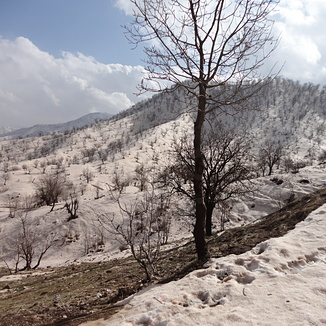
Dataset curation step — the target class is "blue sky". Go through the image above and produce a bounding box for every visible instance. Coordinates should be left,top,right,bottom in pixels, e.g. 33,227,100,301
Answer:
1,0,326,128
0,0,143,65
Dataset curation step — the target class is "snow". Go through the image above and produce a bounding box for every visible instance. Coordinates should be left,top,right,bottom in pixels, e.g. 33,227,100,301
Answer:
1,79,326,324
81,204,326,326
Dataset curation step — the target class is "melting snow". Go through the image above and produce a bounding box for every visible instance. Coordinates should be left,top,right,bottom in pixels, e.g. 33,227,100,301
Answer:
81,204,326,326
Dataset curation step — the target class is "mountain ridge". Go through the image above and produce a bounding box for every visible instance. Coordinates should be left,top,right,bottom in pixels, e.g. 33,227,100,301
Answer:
0,112,112,139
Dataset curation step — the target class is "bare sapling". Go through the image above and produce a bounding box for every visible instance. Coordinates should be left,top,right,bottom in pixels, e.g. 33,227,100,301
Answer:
65,195,79,221
7,212,56,272
100,183,172,281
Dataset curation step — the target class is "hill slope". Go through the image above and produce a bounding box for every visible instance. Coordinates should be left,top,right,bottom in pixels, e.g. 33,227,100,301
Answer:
1,112,112,139
1,187,325,326
0,77,326,325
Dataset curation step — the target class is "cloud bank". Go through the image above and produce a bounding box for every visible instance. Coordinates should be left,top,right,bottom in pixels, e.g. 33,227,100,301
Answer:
0,37,146,128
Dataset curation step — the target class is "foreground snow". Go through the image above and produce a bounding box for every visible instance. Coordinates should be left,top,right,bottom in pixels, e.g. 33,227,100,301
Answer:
81,204,326,326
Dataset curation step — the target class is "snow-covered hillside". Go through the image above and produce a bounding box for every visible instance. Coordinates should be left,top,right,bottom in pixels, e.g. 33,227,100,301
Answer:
83,203,326,326
0,78,326,269
0,77,326,325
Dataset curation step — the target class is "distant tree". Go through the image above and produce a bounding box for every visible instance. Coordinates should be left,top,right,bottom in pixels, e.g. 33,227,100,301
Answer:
126,0,279,260
82,147,96,163
65,195,79,221
110,170,129,194
2,162,9,173
134,164,148,192
82,167,94,183
283,156,295,173
258,140,283,176
35,172,65,211
2,172,10,186
39,160,47,174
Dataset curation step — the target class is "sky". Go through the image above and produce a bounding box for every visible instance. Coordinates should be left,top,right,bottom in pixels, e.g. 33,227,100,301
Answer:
1,0,326,128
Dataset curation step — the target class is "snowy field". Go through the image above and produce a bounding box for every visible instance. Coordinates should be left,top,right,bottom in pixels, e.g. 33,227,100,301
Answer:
81,203,326,326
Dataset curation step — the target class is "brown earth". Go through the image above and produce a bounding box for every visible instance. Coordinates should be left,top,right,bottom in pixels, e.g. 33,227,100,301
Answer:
1,187,326,326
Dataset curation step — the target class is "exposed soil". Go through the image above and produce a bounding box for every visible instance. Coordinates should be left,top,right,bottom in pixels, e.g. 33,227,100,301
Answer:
1,187,326,326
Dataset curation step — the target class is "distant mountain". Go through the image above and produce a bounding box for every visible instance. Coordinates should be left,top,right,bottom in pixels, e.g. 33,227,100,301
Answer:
0,126,15,136
0,112,112,139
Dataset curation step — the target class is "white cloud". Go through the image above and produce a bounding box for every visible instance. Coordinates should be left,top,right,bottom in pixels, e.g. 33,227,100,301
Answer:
114,0,135,15
115,0,326,86
0,37,146,128
270,0,326,84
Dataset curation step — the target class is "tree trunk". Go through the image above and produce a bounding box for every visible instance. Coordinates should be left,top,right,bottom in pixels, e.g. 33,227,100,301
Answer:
193,88,208,261
205,202,215,237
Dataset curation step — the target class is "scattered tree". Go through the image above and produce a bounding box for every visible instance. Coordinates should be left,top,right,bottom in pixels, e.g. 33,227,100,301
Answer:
9,213,55,271
100,184,172,281
2,172,10,186
64,195,79,221
134,164,148,191
35,172,65,211
82,167,94,183
258,140,283,176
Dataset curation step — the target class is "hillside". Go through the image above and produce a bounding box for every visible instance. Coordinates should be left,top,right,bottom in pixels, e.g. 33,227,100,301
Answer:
0,77,326,325
0,112,112,139
0,187,325,326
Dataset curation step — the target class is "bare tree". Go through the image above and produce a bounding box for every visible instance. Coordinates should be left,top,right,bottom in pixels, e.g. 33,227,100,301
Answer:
257,140,283,176
126,0,279,260
82,167,94,184
202,128,253,235
2,172,10,186
65,195,79,221
10,213,55,271
35,172,65,211
110,170,129,194
171,127,253,236
7,194,19,218
100,184,172,281
134,163,148,191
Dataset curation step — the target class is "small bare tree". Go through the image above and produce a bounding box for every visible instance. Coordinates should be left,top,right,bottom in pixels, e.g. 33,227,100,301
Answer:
134,164,148,191
7,194,19,218
65,195,79,221
35,172,65,211
100,184,172,281
82,167,94,183
257,140,283,176
110,170,129,194
125,0,280,260
9,213,55,272
2,172,10,186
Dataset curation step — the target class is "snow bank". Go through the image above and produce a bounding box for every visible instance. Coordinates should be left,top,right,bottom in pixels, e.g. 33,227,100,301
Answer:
83,204,326,326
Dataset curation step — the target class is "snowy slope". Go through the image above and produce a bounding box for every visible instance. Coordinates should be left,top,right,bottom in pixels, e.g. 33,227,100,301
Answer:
82,204,326,326
0,77,326,268
0,78,326,325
